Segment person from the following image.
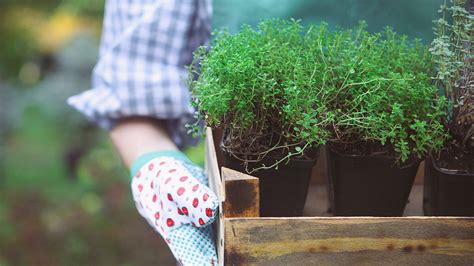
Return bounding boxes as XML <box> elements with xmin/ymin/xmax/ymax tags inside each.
<box><xmin>68</xmin><ymin>0</ymin><xmax>219</xmax><ymax>265</ymax></box>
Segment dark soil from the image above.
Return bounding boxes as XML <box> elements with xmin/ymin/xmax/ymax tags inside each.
<box><xmin>435</xmin><ymin>144</ymin><xmax>474</xmax><ymax>174</ymax></box>
<box><xmin>328</xmin><ymin>140</ymin><xmax>390</xmax><ymax>156</ymax></box>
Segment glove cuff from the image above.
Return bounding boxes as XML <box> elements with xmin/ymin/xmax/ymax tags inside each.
<box><xmin>130</xmin><ymin>150</ymin><xmax>192</xmax><ymax>179</ymax></box>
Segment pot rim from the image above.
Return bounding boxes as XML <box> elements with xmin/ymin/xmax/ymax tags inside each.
<box><xmin>429</xmin><ymin>156</ymin><xmax>474</xmax><ymax>177</ymax></box>
<box><xmin>219</xmin><ymin>143</ymin><xmax>319</xmax><ymax>167</ymax></box>
<box><xmin>219</xmin><ymin>130</ymin><xmax>319</xmax><ymax>164</ymax></box>
<box><xmin>326</xmin><ymin>143</ymin><xmax>420</xmax><ymax>168</ymax></box>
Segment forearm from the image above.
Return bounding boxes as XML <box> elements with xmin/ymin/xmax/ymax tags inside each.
<box><xmin>109</xmin><ymin>117</ymin><xmax>178</xmax><ymax>169</ymax></box>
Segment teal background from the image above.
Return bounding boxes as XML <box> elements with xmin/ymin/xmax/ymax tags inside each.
<box><xmin>214</xmin><ymin>0</ymin><xmax>444</xmax><ymax>43</ymax></box>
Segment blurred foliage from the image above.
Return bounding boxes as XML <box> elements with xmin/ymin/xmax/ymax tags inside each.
<box><xmin>0</xmin><ymin>0</ymin><xmax>103</xmax><ymax>82</ymax></box>
<box><xmin>0</xmin><ymin>8</ymin><xmax>38</xmax><ymax>80</ymax></box>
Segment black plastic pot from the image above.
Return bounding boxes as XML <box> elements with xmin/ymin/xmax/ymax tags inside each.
<box><xmin>423</xmin><ymin>157</ymin><xmax>474</xmax><ymax>216</ymax></box>
<box><xmin>326</xmin><ymin>145</ymin><xmax>420</xmax><ymax>216</ymax></box>
<box><xmin>220</xmin><ymin>148</ymin><xmax>318</xmax><ymax>217</ymax></box>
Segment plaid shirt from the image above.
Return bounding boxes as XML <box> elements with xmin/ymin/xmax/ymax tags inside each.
<box><xmin>68</xmin><ymin>0</ymin><xmax>212</xmax><ymax>148</ymax></box>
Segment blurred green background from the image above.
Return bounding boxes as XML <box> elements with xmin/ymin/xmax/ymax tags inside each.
<box><xmin>0</xmin><ymin>0</ymin><xmax>442</xmax><ymax>265</ymax></box>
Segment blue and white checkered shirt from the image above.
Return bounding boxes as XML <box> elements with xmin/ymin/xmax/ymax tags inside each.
<box><xmin>68</xmin><ymin>0</ymin><xmax>212</xmax><ymax>148</ymax></box>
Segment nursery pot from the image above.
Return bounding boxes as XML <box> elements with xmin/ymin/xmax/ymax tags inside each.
<box><xmin>326</xmin><ymin>145</ymin><xmax>420</xmax><ymax>216</ymax></box>
<box><xmin>423</xmin><ymin>157</ymin><xmax>474</xmax><ymax>216</ymax></box>
<box><xmin>220</xmin><ymin>147</ymin><xmax>318</xmax><ymax>217</ymax></box>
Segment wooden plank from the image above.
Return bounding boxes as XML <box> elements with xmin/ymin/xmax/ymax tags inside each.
<box><xmin>224</xmin><ymin>217</ymin><xmax>474</xmax><ymax>265</ymax></box>
<box><xmin>212</xmin><ymin>128</ymin><xmax>224</xmax><ymax>169</ymax></box>
<box><xmin>222</xmin><ymin>167</ymin><xmax>260</xmax><ymax>218</ymax></box>
<box><xmin>205</xmin><ymin>127</ymin><xmax>225</xmax><ymax>266</ymax></box>
<box><xmin>206</xmin><ymin>127</ymin><xmax>225</xmax><ymax>201</ymax></box>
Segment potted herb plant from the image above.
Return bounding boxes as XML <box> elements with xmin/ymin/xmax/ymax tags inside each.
<box><xmin>425</xmin><ymin>0</ymin><xmax>473</xmax><ymax>216</ymax></box>
<box><xmin>318</xmin><ymin>22</ymin><xmax>447</xmax><ymax>216</ymax></box>
<box><xmin>189</xmin><ymin>19</ymin><xmax>330</xmax><ymax>217</ymax></box>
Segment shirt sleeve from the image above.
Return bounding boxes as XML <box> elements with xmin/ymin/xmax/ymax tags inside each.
<box><xmin>68</xmin><ymin>0</ymin><xmax>212</xmax><ymax>147</ymax></box>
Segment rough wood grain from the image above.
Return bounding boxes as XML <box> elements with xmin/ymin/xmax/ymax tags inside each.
<box><xmin>222</xmin><ymin>167</ymin><xmax>260</xmax><ymax>218</ymax></box>
<box><xmin>206</xmin><ymin>127</ymin><xmax>225</xmax><ymax>201</ymax></box>
<box><xmin>224</xmin><ymin>217</ymin><xmax>474</xmax><ymax>265</ymax></box>
<box><xmin>212</xmin><ymin>128</ymin><xmax>224</xmax><ymax>169</ymax></box>
<box><xmin>205</xmin><ymin>127</ymin><xmax>225</xmax><ymax>266</ymax></box>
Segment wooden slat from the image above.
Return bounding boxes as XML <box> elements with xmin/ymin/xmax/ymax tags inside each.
<box><xmin>205</xmin><ymin>127</ymin><xmax>225</xmax><ymax>266</ymax></box>
<box><xmin>222</xmin><ymin>167</ymin><xmax>260</xmax><ymax>218</ymax></box>
<box><xmin>206</xmin><ymin>127</ymin><xmax>225</xmax><ymax>201</ymax></box>
<box><xmin>224</xmin><ymin>217</ymin><xmax>474</xmax><ymax>265</ymax></box>
<box><xmin>212</xmin><ymin>128</ymin><xmax>224</xmax><ymax>169</ymax></box>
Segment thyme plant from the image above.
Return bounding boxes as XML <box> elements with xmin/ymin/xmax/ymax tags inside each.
<box><xmin>190</xmin><ymin>19</ymin><xmax>448</xmax><ymax>167</ymax></box>
<box><xmin>430</xmin><ymin>0</ymin><xmax>473</xmax><ymax>151</ymax></box>
<box><xmin>318</xmin><ymin>22</ymin><xmax>447</xmax><ymax>162</ymax></box>
<box><xmin>189</xmin><ymin>19</ymin><xmax>331</xmax><ymax>169</ymax></box>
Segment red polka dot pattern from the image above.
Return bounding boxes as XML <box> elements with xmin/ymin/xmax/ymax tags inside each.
<box><xmin>130</xmin><ymin>156</ymin><xmax>218</xmax><ymax>239</ymax></box>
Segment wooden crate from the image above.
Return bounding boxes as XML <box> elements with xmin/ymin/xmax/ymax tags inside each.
<box><xmin>204</xmin><ymin>128</ymin><xmax>474</xmax><ymax>265</ymax></box>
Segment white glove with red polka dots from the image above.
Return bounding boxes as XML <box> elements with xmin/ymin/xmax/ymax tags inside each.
<box><xmin>130</xmin><ymin>151</ymin><xmax>219</xmax><ymax>265</ymax></box>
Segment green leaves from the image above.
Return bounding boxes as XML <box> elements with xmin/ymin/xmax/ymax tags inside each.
<box><xmin>189</xmin><ymin>18</ymin><xmax>448</xmax><ymax>164</ymax></box>
<box><xmin>319</xmin><ymin>22</ymin><xmax>447</xmax><ymax>162</ymax></box>
<box><xmin>430</xmin><ymin>0</ymin><xmax>473</xmax><ymax>149</ymax></box>
<box><xmin>189</xmin><ymin>19</ymin><xmax>331</xmax><ymax>159</ymax></box>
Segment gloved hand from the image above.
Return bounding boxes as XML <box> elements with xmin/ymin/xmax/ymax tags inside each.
<box><xmin>130</xmin><ymin>151</ymin><xmax>219</xmax><ymax>265</ymax></box>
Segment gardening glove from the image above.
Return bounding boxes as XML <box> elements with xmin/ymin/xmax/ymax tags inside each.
<box><xmin>130</xmin><ymin>151</ymin><xmax>219</xmax><ymax>265</ymax></box>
